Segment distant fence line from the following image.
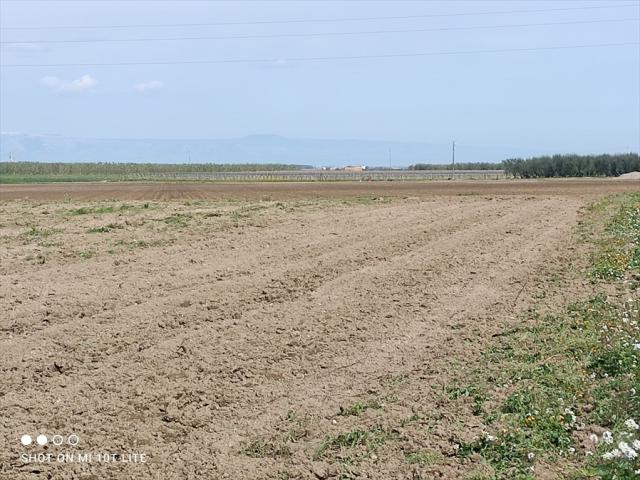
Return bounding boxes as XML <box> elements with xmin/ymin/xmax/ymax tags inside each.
<box><xmin>142</xmin><ymin>169</ymin><xmax>506</xmax><ymax>182</ymax></box>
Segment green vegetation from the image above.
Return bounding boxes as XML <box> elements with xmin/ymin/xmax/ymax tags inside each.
<box><xmin>0</xmin><ymin>174</ymin><xmax>128</xmax><ymax>183</ymax></box>
<box><xmin>66</xmin><ymin>203</ymin><xmax>150</xmax><ymax>216</ymax></box>
<box><xmin>409</xmin><ymin>162</ymin><xmax>499</xmax><ymax>171</ymax></box>
<box><xmin>411</xmin><ymin>153</ymin><xmax>639</xmax><ymax>178</ymax></box>
<box><xmin>3</xmin><ymin>155</ymin><xmax>638</xmax><ymax>183</ymax></box>
<box><xmin>454</xmin><ymin>192</ymin><xmax>640</xmax><ymax>479</ymax></box>
<box><xmin>0</xmin><ymin>162</ymin><xmax>304</xmax><ymax>183</ymax></box>
<box><xmin>404</xmin><ymin>450</ymin><xmax>443</xmax><ymax>466</ymax></box>
<box><xmin>22</xmin><ymin>226</ymin><xmax>58</xmax><ymax>238</ymax></box>
<box><xmin>113</xmin><ymin>239</ymin><xmax>165</xmax><ymax>249</ymax></box>
<box><xmin>242</xmin><ymin>439</ymin><xmax>291</xmax><ymax>458</ymax></box>
<box><xmin>447</xmin><ymin>384</ymin><xmax>487</xmax><ymax>416</ymax></box>
<box><xmin>590</xmin><ymin>196</ymin><xmax>640</xmax><ymax>280</ymax></box>
<box><xmin>285</xmin><ymin>409</ymin><xmax>297</xmax><ymax>423</ymax></box>
<box><xmin>87</xmin><ymin>223</ymin><xmax>123</xmax><ymax>233</ymax></box>
<box><xmin>502</xmin><ymin>153</ymin><xmax>639</xmax><ymax>178</ymax></box>
<box><xmin>315</xmin><ymin>425</ymin><xmax>396</xmax><ymax>460</ymax></box>
<box><xmin>241</xmin><ymin>410</ymin><xmax>308</xmax><ymax>460</ymax></box>
<box><xmin>337</xmin><ymin>399</ymin><xmax>383</xmax><ymax>417</ymax></box>
<box><xmin>163</xmin><ymin>213</ymin><xmax>191</xmax><ymax>228</ymax></box>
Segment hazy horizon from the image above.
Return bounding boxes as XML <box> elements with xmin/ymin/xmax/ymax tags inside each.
<box><xmin>4</xmin><ymin>130</ymin><xmax>627</xmax><ymax>167</ymax></box>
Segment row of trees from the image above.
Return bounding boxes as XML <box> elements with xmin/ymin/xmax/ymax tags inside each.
<box><xmin>410</xmin><ymin>154</ymin><xmax>639</xmax><ymax>177</ymax></box>
<box><xmin>0</xmin><ymin>162</ymin><xmax>303</xmax><ymax>176</ymax></box>
<box><xmin>502</xmin><ymin>154</ymin><xmax>640</xmax><ymax>178</ymax></box>
<box><xmin>409</xmin><ymin>162</ymin><xmax>499</xmax><ymax>170</ymax></box>
<box><xmin>2</xmin><ymin>154</ymin><xmax>638</xmax><ymax>178</ymax></box>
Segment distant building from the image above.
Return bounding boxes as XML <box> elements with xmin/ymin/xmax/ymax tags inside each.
<box><xmin>343</xmin><ymin>165</ymin><xmax>367</xmax><ymax>172</ymax></box>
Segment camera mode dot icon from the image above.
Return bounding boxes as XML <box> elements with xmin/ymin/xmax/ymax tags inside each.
<box><xmin>20</xmin><ymin>435</ymin><xmax>32</xmax><ymax>446</ymax></box>
<box><xmin>36</xmin><ymin>434</ymin><xmax>48</xmax><ymax>446</ymax></box>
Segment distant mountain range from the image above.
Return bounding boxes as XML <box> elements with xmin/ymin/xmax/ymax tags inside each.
<box><xmin>0</xmin><ymin>133</ymin><xmax>548</xmax><ymax>167</ymax></box>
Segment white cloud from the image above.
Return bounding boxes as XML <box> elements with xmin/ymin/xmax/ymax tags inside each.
<box><xmin>134</xmin><ymin>80</ymin><xmax>163</xmax><ymax>92</ymax></box>
<box><xmin>41</xmin><ymin>74</ymin><xmax>97</xmax><ymax>92</ymax></box>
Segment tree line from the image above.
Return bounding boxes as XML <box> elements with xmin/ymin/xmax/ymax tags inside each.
<box><xmin>411</xmin><ymin>154</ymin><xmax>639</xmax><ymax>177</ymax></box>
<box><xmin>409</xmin><ymin>162</ymin><xmax>499</xmax><ymax>171</ymax></box>
<box><xmin>0</xmin><ymin>162</ymin><xmax>303</xmax><ymax>176</ymax></box>
<box><xmin>2</xmin><ymin>154</ymin><xmax>638</xmax><ymax>178</ymax></box>
<box><xmin>501</xmin><ymin>154</ymin><xmax>639</xmax><ymax>178</ymax></box>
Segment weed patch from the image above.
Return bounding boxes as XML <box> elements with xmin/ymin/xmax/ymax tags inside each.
<box><xmin>87</xmin><ymin>223</ymin><xmax>124</xmax><ymax>233</ymax></box>
<box><xmin>590</xmin><ymin>194</ymin><xmax>640</xmax><ymax>280</ymax></box>
<box><xmin>337</xmin><ymin>399</ymin><xmax>383</xmax><ymax>417</ymax></box>
<box><xmin>454</xmin><ymin>193</ymin><xmax>640</xmax><ymax>478</ymax></box>
<box><xmin>404</xmin><ymin>450</ymin><xmax>443</xmax><ymax>465</ymax></box>
<box><xmin>163</xmin><ymin>213</ymin><xmax>191</xmax><ymax>228</ymax></box>
<box><xmin>314</xmin><ymin>425</ymin><xmax>396</xmax><ymax>460</ymax></box>
<box><xmin>22</xmin><ymin>226</ymin><xmax>59</xmax><ymax>238</ymax></box>
<box><xmin>114</xmin><ymin>239</ymin><xmax>165</xmax><ymax>249</ymax></box>
<box><xmin>241</xmin><ymin>439</ymin><xmax>291</xmax><ymax>459</ymax></box>
<box><xmin>66</xmin><ymin>203</ymin><xmax>152</xmax><ymax>216</ymax></box>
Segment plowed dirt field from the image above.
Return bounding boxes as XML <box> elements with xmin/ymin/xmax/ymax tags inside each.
<box><xmin>0</xmin><ymin>179</ymin><xmax>637</xmax><ymax>479</ymax></box>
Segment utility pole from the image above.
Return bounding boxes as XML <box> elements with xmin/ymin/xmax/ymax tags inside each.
<box><xmin>451</xmin><ymin>140</ymin><xmax>455</xmax><ymax>179</ymax></box>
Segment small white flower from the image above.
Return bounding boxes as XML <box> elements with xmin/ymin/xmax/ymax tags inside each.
<box><xmin>619</xmin><ymin>441</ymin><xmax>638</xmax><ymax>459</ymax></box>
<box><xmin>527</xmin><ymin>452</ymin><xmax>535</xmax><ymax>460</ymax></box>
<box><xmin>602</xmin><ymin>431</ymin><xmax>614</xmax><ymax>444</ymax></box>
<box><xmin>602</xmin><ymin>449</ymin><xmax>621</xmax><ymax>460</ymax></box>
<box><xmin>625</xmin><ymin>419</ymin><xmax>639</xmax><ymax>430</ymax></box>
<box><xmin>634</xmin><ymin>342</ymin><xmax>640</xmax><ymax>350</ymax></box>
<box><xmin>564</xmin><ymin>408</ymin><xmax>576</xmax><ymax>421</ymax></box>
<box><xmin>589</xmin><ymin>434</ymin><xmax>599</xmax><ymax>444</ymax></box>
<box><xmin>568</xmin><ymin>447</ymin><xmax>575</xmax><ymax>454</ymax></box>
<box><xmin>632</xmin><ymin>439</ymin><xmax>640</xmax><ymax>450</ymax></box>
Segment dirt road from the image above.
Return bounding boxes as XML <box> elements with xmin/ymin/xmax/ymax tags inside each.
<box><xmin>0</xmin><ymin>187</ymin><xmax>619</xmax><ymax>478</ymax></box>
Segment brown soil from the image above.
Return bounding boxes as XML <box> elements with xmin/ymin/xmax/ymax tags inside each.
<box><xmin>1</xmin><ymin>178</ymin><xmax>639</xmax><ymax>201</ymax></box>
<box><xmin>0</xmin><ymin>181</ymin><xmax>629</xmax><ymax>479</ymax></box>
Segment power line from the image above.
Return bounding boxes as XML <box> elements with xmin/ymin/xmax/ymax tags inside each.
<box><xmin>3</xmin><ymin>17</ymin><xmax>637</xmax><ymax>45</ymax></box>
<box><xmin>1</xmin><ymin>3</ymin><xmax>637</xmax><ymax>30</ymax></box>
<box><xmin>7</xmin><ymin>0</ymin><xmax>632</xmax><ymax>1</ymax></box>
<box><xmin>2</xmin><ymin>41</ymin><xmax>637</xmax><ymax>67</ymax></box>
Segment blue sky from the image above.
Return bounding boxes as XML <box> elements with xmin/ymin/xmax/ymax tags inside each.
<box><xmin>1</xmin><ymin>0</ymin><xmax>639</xmax><ymax>155</ymax></box>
